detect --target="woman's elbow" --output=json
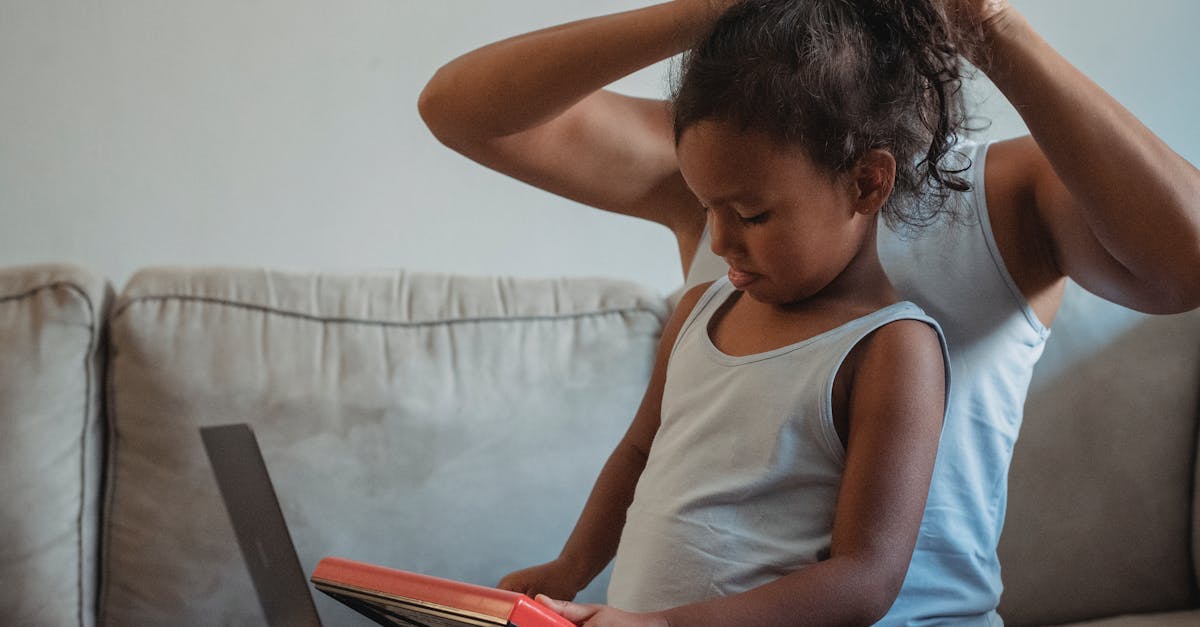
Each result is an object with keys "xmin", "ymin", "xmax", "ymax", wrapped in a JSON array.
[
  {"xmin": 417, "ymin": 74, "xmax": 456, "ymax": 147},
  {"xmin": 417, "ymin": 67, "xmax": 481, "ymax": 153}
]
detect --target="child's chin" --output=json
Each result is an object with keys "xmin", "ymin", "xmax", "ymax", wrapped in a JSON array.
[{"xmin": 746, "ymin": 284, "xmax": 816, "ymax": 308}]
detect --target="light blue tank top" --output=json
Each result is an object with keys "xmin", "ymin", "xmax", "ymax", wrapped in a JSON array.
[
  {"xmin": 679, "ymin": 141, "xmax": 1049, "ymax": 625},
  {"xmin": 608, "ymin": 278, "xmax": 950, "ymax": 614}
]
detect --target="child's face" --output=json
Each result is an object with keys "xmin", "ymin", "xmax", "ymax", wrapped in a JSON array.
[{"xmin": 677, "ymin": 120, "xmax": 878, "ymax": 307}]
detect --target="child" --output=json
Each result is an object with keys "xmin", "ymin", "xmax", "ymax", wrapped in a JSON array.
[{"xmin": 488, "ymin": 1, "xmax": 963, "ymax": 624}]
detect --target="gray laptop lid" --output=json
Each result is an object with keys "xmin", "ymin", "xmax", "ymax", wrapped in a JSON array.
[{"xmin": 201, "ymin": 423, "xmax": 323, "ymax": 627}]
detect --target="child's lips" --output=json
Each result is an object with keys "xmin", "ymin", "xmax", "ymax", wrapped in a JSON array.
[{"xmin": 727, "ymin": 267, "xmax": 759, "ymax": 289}]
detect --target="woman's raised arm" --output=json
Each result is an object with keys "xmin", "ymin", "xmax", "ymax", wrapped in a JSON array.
[
  {"xmin": 964, "ymin": 2, "xmax": 1200, "ymax": 316},
  {"xmin": 418, "ymin": 1, "xmax": 734, "ymax": 254}
]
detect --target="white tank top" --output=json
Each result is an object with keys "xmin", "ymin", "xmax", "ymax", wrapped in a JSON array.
[
  {"xmin": 673, "ymin": 140, "xmax": 1047, "ymax": 625},
  {"xmin": 608, "ymin": 277, "xmax": 949, "ymax": 613}
]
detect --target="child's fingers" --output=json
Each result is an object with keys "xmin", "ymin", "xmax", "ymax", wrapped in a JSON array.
[{"xmin": 534, "ymin": 595, "xmax": 602, "ymax": 622}]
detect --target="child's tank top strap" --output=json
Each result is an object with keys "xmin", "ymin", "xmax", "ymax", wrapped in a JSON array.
[{"xmin": 669, "ymin": 278, "xmax": 735, "ymax": 360}]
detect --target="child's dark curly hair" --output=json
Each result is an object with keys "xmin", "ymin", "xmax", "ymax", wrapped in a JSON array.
[{"xmin": 673, "ymin": 0, "xmax": 981, "ymax": 231}]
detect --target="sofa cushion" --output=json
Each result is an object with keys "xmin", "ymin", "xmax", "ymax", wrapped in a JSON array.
[
  {"xmin": 998, "ymin": 288, "xmax": 1200, "ymax": 626},
  {"xmin": 0, "ymin": 264, "xmax": 112, "ymax": 627},
  {"xmin": 1051, "ymin": 609, "xmax": 1200, "ymax": 627},
  {"xmin": 1195, "ymin": 358, "xmax": 1200, "ymax": 600},
  {"xmin": 98, "ymin": 267, "xmax": 667, "ymax": 626}
]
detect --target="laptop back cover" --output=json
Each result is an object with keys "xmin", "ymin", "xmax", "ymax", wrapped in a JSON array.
[{"xmin": 201, "ymin": 423, "xmax": 323, "ymax": 627}]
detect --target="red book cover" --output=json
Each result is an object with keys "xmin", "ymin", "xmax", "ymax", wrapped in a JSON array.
[{"xmin": 311, "ymin": 556, "xmax": 575, "ymax": 627}]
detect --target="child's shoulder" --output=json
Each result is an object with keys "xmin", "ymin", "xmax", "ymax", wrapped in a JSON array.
[
  {"xmin": 670, "ymin": 280, "xmax": 719, "ymax": 323},
  {"xmin": 657, "ymin": 280, "xmax": 720, "ymax": 354},
  {"xmin": 854, "ymin": 313, "xmax": 947, "ymax": 393},
  {"xmin": 867, "ymin": 315, "xmax": 942, "ymax": 352},
  {"xmin": 865, "ymin": 301, "xmax": 943, "ymax": 352}
]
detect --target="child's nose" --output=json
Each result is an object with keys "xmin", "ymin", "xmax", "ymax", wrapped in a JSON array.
[{"xmin": 708, "ymin": 211, "xmax": 740, "ymax": 260}]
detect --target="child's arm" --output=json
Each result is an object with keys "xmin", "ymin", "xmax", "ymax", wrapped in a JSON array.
[
  {"xmin": 538, "ymin": 318, "xmax": 947, "ymax": 627},
  {"xmin": 497, "ymin": 283, "xmax": 713, "ymax": 601}
]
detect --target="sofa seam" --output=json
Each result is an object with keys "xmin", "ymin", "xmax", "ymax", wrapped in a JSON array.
[
  {"xmin": 0, "ymin": 282, "xmax": 92, "ymax": 307},
  {"xmin": 97, "ymin": 317, "xmax": 119, "ymax": 627},
  {"xmin": 78, "ymin": 284, "xmax": 95, "ymax": 627},
  {"xmin": 110, "ymin": 294, "xmax": 666, "ymax": 328}
]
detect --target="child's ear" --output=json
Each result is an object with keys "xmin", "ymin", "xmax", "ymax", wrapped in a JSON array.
[{"xmin": 849, "ymin": 149, "xmax": 897, "ymax": 216}]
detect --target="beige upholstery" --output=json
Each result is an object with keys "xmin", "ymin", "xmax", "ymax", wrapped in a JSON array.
[
  {"xmin": 97, "ymin": 267, "xmax": 666, "ymax": 625},
  {"xmin": 1052, "ymin": 610, "xmax": 1200, "ymax": 627},
  {"xmin": 0, "ymin": 264, "xmax": 111, "ymax": 627},
  {"xmin": 1, "ymin": 262, "xmax": 1197, "ymax": 626},
  {"xmin": 998, "ymin": 294, "xmax": 1200, "ymax": 626}
]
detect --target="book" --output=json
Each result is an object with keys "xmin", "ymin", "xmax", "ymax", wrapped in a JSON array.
[{"xmin": 310, "ymin": 557, "xmax": 576, "ymax": 627}]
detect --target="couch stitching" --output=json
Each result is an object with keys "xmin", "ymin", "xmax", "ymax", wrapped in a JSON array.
[
  {"xmin": 0, "ymin": 282, "xmax": 91, "ymax": 306},
  {"xmin": 77, "ymin": 285, "xmax": 95, "ymax": 627},
  {"xmin": 111, "ymin": 294, "xmax": 666, "ymax": 328},
  {"xmin": 98, "ymin": 324, "xmax": 119, "ymax": 626}
]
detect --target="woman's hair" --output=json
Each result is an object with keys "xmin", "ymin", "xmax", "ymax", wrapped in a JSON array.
[{"xmin": 673, "ymin": 0, "xmax": 982, "ymax": 231}]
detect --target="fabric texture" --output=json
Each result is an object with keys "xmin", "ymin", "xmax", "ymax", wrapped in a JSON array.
[
  {"xmin": 1195, "ymin": 357, "xmax": 1200, "ymax": 600},
  {"xmin": 0, "ymin": 264, "xmax": 112, "ymax": 627},
  {"xmin": 1050, "ymin": 609, "xmax": 1200, "ymax": 627},
  {"xmin": 608, "ymin": 277, "xmax": 950, "ymax": 619},
  {"xmin": 98, "ymin": 267, "xmax": 667, "ymax": 626},
  {"xmin": 998, "ymin": 296, "xmax": 1200, "ymax": 625},
  {"xmin": 684, "ymin": 141, "xmax": 1048, "ymax": 625}
]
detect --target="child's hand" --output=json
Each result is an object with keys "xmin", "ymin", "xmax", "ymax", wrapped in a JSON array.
[
  {"xmin": 497, "ymin": 559, "xmax": 582, "ymax": 602},
  {"xmin": 535, "ymin": 595, "xmax": 670, "ymax": 627}
]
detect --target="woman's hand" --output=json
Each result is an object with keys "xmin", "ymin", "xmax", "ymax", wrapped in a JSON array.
[
  {"xmin": 497, "ymin": 559, "xmax": 584, "ymax": 602},
  {"xmin": 940, "ymin": 0, "xmax": 1016, "ymax": 68},
  {"xmin": 707, "ymin": 0, "xmax": 742, "ymax": 14},
  {"xmin": 944, "ymin": 0, "xmax": 1013, "ymax": 33},
  {"xmin": 535, "ymin": 595, "xmax": 670, "ymax": 627},
  {"xmin": 677, "ymin": 0, "xmax": 742, "ymax": 22}
]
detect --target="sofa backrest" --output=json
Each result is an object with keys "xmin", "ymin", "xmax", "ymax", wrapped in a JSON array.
[
  {"xmin": 997, "ymin": 286, "xmax": 1200, "ymax": 625},
  {"xmin": 97, "ymin": 267, "xmax": 667, "ymax": 626},
  {"xmin": 5, "ymin": 262, "xmax": 1199, "ymax": 626},
  {"xmin": 0, "ymin": 264, "xmax": 111, "ymax": 627}
]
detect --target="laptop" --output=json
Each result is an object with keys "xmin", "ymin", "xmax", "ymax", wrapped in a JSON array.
[
  {"xmin": 202, "ymin": 423, "xmax": 575, "ymax": 627},
  {"xmin": 200, "ymin": 423, "xmax": 325, "ymax": 627}
]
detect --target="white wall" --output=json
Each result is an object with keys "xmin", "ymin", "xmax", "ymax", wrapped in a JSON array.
[{"xmin": 2, "ymin": 0, "xmax": 1197, "ymax": 297}]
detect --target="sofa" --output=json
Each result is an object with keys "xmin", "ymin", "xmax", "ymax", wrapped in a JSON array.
[{"xmin": 1, "ymin": 262, "xmax": 1197, "ymax": 626}]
